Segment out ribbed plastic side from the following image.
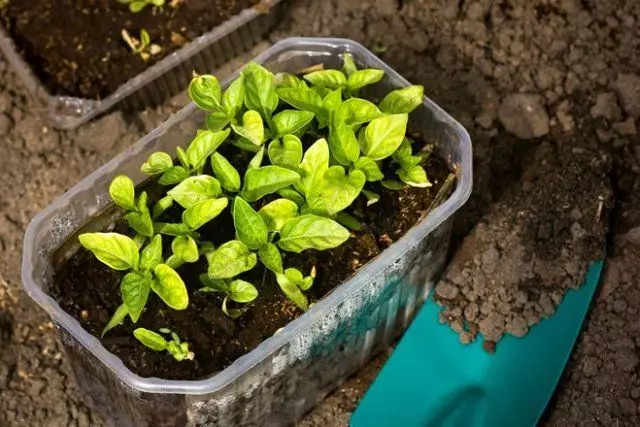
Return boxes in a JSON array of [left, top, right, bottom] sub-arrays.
[[21, 38, 473, 426], [0, 1, 283, 129]]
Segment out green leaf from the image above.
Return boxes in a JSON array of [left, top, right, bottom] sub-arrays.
[[176, 147, 189, 168], [342, 53, 358, 76], [199, 274, 228, 293], [134, 328, 167, 351], [354, 156, 384, 182], [329, 121, 360, 165], [182, 197, 228, 230], [298, 138, 329, 197], [222, 296, 244, 319], [268, 135, 303, 170], [207, 240, 257, 279], [322, 88, 343, 119], [243, 62, 278, 119], [258, 199, 299, 232], [233, 197, 268, 250], [129, 1, 147, 13], [124, 192, 153, 237], [381, 179, 404, 190], [152, 264, 189, 310], [278, 214, 350, 253], [228, 279, 258, 303], [231, 110, 264, 146], [335, 98, 381, 127], [141, 152, 173, 175], [277, 188, 306, 207], [392, 138, 423, 170], [199, 241, 216, 255], [336, 212, 363, 231], [133, 233, 147, 249], [248, 147, 264, 170], [171, 236, 199, 263], [140, 29, 150, 47], [300, 276, 314, 291], [159, 166, 190, 185], [258, 243, 283, 273], [241, 166, 301, 202], [304, 69, 347, 89], [311, 167, 366, 216], [222, 74, 245, 117], [152, 195, 174, 220], [140, 234, 163, 271], [285, 267, 304, 285], [276, 87, 324, 117], [211, 152, 241, 192], [109, 175, 136, 211], [362, 189, 380, 206], [186, 129, 230, 168], [276, 273, 308, 311], [398, 165, 431, 188], [154, 222, 192, 236], [379, 85, 424, 114], [167, 175, 221, 208], [188, 74, 221, 111], [347, 69, 385, 92], [362, 114, 408, 160], [206, 111, 230, 132], [273, 110, 315, 137], [101, 304, 128, 337], [78, 233, 139, 271], [276, 72, 308, 90], [121, 272, 151, 323]]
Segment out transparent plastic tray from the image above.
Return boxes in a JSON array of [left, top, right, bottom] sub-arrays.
[[22, 38, 473, 426], [0, 0, 282, 130]]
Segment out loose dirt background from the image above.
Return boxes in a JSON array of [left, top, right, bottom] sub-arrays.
[[1, 0, 640, 425]]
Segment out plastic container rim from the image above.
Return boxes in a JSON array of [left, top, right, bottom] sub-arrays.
[[21, 37, 473, 395]]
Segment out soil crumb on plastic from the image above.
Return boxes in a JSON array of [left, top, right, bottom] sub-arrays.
[[434, 141, 612, 349]]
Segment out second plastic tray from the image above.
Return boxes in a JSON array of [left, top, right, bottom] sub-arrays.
[[0, 0, 283, 130]]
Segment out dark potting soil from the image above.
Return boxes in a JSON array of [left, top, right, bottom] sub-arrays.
[[0, 0, 260, 99], [51, 152, 451, 380]]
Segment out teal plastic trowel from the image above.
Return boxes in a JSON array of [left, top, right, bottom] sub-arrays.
[[351, 260, 604, 427]]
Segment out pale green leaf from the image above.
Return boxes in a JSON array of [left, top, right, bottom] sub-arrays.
[[140, 234, 163, 271], [152, 264, 189, 310], [211, 152, 241, 192], [152, 195, 174, 220], [243, 62, 278, 119], [109, 175, 136, 211], [222, 74, 245, 117], [362, 114, 408, 160], [78, 233, 139, 271], [233, 197, 268, 250], [188, 74, 221, 111], [158, 166, 189, 185], [276, 273, 308, 311], [186, 129, 230, 168], [335, 98, 381, 126], [121, 272, 151, 323], [304, 69, 347, 89], [379, 85, 424, 114], [354, 156, 384, 181], [241, 166, 301, 202], [258, 198, 299, 232], [228, 279, 258, 303], [124, 191, 153, 237], [176, 147, 189, 168], [205, 111, 230, 132], [310, 167, 365, 216], [207, 240, 257, 279], [248, 147, 264, 170], [199, 274, 228, 293], [278, 214, 350, 253], [134, 328, 167, 351], [101, 304, 128, 337], [273, 110, 315, 137], [141, 152, 173, 175], [231, 110, 264, 146], [154, 222, 192, 236], [298, 138, 329, 197], [167, 175, 221, 208], [398, 165, 431, 188], [258, 243, 283, 273], [347, 69, 385, 92], [362, 189, 380, 206], [381, 179, 404, 190], [268, 135, 303, 170], [276, 87, 324, 117], [275, 73, 308, 90], [182, 197, 228, 230], [342, 53, 358, 76], [328, 121, 360, 165], [277, 188, 306, 207], [171, 236, 199, 263], [222, 296, 244, 319], [336, 212, 363, 231]]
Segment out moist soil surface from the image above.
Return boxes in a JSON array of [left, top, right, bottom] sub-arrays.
[[2, 0, 640, 426], [50, 154, 450, 380], [0, 0, 260, 99]]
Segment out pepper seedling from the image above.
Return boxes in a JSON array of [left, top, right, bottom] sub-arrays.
[[117, 0, 164, 13], [134, 327, 194, 361], [121, 28, 162, 61]]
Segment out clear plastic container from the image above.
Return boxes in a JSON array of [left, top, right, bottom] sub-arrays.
[[21, 38, 473, 426], [0, 0, 283, 130]]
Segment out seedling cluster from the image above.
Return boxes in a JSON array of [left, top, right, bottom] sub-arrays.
[[79, 54, 431, 361], [117, 0, 164, 13]]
